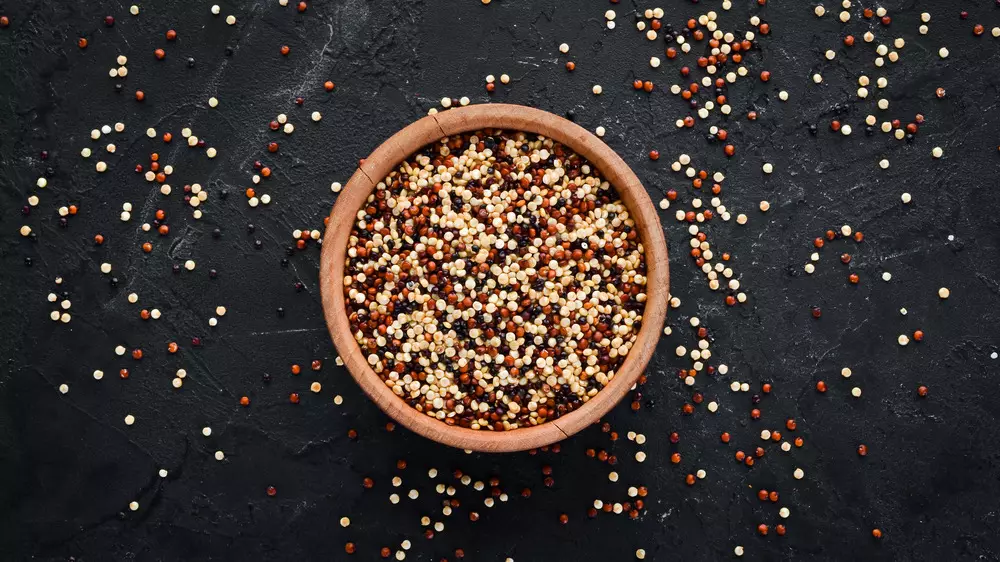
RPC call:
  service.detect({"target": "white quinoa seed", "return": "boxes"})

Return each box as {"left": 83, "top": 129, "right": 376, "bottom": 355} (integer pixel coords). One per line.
{"left": 938, "top": 287, "right": 950, "bottom": 299}
{"left": 215, "top": 451, "right": 225, "bottom": 461}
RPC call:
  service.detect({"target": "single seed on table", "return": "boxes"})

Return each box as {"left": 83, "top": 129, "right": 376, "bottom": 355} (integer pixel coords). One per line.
{"left": 938, "top": 287, "right": 950, "bottom": 299}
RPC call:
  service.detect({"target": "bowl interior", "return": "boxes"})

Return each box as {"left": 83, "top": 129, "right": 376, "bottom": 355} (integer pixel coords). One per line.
{"left": 320, "top": 104, "right": 669, "bottom": 452}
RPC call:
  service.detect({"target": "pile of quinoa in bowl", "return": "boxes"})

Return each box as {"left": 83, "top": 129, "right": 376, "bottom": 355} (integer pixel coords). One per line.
{"left": 343, "top": 130, "right": 648, "bottom": 431}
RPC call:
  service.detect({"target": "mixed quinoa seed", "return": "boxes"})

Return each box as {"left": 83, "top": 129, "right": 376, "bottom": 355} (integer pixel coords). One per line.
{"left": 6, "top": 0, "right": 979, "bottom": 556}
{"left": 344, "top": 131, "right": 648, "bottom": 430}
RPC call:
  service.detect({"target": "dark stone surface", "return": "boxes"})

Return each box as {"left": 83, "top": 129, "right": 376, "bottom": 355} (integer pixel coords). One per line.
{"left": 1, "top": 0, "right": 1000, "bottom": 560}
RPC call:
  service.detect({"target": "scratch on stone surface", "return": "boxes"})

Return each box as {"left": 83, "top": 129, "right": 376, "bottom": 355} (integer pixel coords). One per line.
{"left": 294, "top": 21, "right": 337, "bottom": 98}
{"left": 248, "top": 328, "right": 326, "bottom": 337}
{"left": 876, "top": 247, "right": 928, "bottom": 263}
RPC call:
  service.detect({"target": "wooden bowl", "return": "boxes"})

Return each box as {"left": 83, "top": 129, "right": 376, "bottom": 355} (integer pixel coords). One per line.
{"left": 320, "top": 104, "right": 669, "bottom": 452}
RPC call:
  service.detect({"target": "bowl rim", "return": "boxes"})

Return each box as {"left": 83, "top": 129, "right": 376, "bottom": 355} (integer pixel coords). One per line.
{"left": 319, "top": 103, "right": 669, "bottom": 452}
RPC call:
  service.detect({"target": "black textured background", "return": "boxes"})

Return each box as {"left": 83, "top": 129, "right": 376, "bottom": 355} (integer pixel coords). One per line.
{"left": 2, "top": 0, "right": 1000, "bottom": 560}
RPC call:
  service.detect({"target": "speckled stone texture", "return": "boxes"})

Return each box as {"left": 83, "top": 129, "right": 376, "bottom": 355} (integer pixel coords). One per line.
{"left": 2, "top": 1, "right": 1000, "bottom": 560}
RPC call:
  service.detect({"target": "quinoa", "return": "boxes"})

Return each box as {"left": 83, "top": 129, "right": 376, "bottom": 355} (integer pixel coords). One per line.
{"left": 344, "top": 130, "right": 647, "bottom": 430}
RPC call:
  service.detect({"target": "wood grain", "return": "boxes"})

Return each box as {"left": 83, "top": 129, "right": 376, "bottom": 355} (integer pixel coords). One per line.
{"left": 320, "top": 104, "right": 669, "bottom": 453}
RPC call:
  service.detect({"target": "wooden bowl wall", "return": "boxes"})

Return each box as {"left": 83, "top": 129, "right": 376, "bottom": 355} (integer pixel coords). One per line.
{"left": 320, "top": 104, "right": 669, "bottom": 452}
